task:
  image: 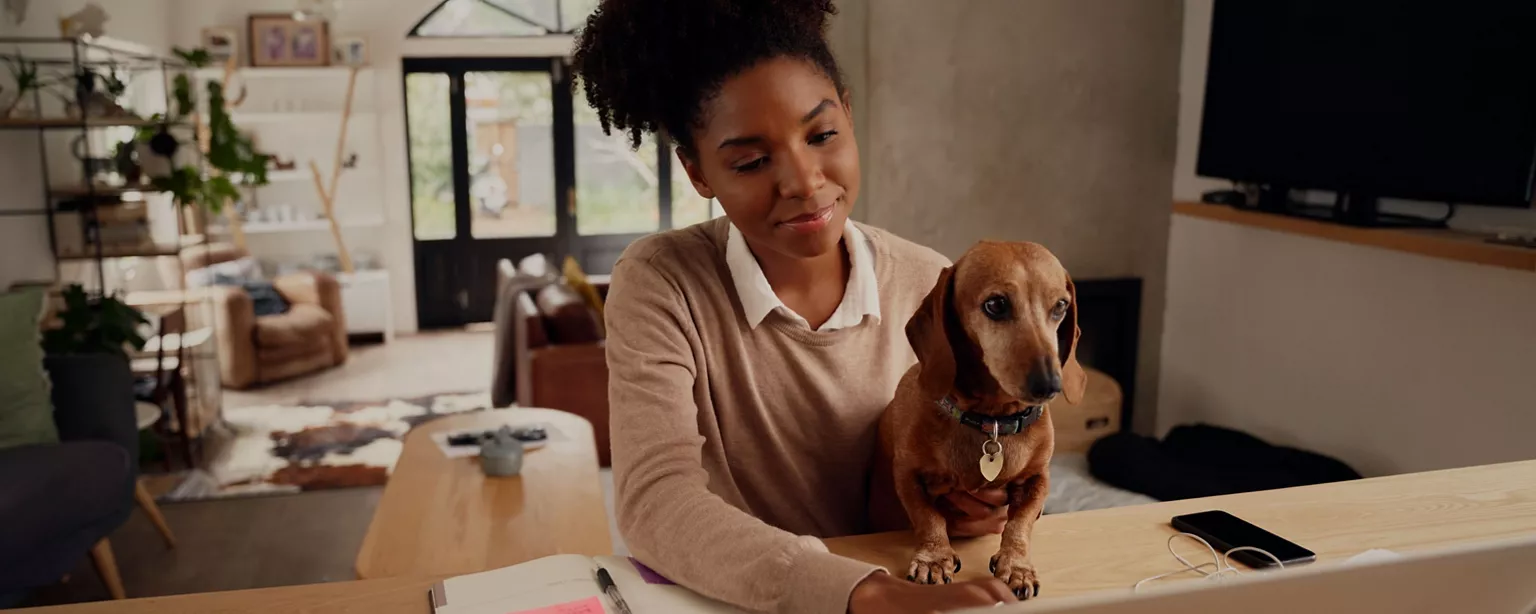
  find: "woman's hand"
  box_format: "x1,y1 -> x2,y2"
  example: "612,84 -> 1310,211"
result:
940,488 -> 1009,537
849,571 -> 1015,614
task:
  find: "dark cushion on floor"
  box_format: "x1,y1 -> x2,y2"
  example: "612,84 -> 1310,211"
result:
0,441 -> 134,594
1088,423 -> 1362,501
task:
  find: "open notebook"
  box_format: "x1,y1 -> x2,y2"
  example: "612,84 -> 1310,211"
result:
429,554 -> 748,614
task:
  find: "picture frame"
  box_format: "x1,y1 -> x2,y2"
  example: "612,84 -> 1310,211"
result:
202,26 -> 239,62
332,35 -> 369,67
247,13 -> 330,68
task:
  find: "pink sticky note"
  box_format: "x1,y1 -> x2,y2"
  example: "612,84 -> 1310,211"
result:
510,596 -> 605,614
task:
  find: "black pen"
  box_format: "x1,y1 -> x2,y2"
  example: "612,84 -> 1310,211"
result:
595,566 -> 633,614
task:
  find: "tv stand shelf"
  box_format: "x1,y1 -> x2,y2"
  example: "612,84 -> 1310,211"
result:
1174,202 -> 1536,273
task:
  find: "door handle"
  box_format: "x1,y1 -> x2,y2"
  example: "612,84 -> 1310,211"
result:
457,289 -> 469,309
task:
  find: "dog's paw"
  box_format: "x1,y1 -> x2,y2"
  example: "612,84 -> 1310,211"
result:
906,546 -> 962,585
989,549 -> 1040,599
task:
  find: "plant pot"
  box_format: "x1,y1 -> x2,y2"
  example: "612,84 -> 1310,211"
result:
44,353 -> 140,475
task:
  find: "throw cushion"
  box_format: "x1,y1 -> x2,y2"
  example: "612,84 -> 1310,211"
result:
0,287 -> 59,449
562,256 -> 605,335
518,253 -> 553,279
535,283 -> 602,344
187,256 -> 262,288
227,280 -> 289,317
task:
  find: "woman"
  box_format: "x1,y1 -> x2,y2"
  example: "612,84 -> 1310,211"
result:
577,1 -> 1017,612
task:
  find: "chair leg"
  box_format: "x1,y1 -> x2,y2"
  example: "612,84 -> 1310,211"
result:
134,480 -> 177,548
89,539 -> 126,600
170,371 -> 196,469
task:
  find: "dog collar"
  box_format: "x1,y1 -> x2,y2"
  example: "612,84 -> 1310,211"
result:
936,396 -> 1042,436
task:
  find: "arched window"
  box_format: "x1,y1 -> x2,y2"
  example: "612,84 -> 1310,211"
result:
409,0 -> 599,37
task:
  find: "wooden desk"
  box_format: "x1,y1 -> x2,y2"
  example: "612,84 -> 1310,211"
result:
25,460 -> 1536,613
354,409 -> 614,579
828,459 -> 1536,595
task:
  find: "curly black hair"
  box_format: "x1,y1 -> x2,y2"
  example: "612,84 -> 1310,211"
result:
573,0 -> 845,154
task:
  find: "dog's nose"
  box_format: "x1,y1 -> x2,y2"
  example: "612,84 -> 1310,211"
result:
1026,361 -> 1062,401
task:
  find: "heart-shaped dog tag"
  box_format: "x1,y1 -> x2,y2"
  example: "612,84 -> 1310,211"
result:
979,439 -> 1004,482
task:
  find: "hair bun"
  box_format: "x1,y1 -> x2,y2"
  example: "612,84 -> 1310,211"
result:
574,0 -> 842,151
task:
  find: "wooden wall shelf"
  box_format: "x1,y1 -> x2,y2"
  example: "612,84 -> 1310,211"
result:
1174,201 -> 1536,273
0,117 -> 172,130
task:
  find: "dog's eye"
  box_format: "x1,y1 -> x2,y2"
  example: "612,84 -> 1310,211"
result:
982,295 -> 1011,321
1051,298 -> 1070,320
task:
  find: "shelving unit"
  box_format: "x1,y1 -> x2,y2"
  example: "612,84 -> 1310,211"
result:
0,116 -> 181,130
1174,201 -> 1536,273
231,111 -> 378,123
0,37 -> 222,463
192,65 -> 394,339
208,215 -> 385,235
264,167 -> 378,183
0,38 -> 204,293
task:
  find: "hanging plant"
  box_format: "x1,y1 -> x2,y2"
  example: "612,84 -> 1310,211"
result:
206,81 -> 270,184
140,47 -> 270,212
1,51 -> 42,118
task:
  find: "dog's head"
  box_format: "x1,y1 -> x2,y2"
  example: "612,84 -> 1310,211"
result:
906,241 -> 1085,409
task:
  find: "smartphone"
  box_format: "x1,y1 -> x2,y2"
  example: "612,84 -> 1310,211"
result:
1170,510 -> 1316,568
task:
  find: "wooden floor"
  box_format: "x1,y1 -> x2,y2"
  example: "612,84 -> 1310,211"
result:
224,329 -> 495,407
23,330 -> 495,607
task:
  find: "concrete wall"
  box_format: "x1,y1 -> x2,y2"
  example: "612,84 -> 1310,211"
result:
862,0 -> 1183,430
1160,0 -> 1536,476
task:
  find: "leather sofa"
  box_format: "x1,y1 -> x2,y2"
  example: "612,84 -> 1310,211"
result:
168,244 -> 348,389
490,258 -> 611,466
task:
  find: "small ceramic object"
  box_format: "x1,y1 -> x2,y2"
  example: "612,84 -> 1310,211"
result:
480,428 -> 524,477
59,3 -> 107,39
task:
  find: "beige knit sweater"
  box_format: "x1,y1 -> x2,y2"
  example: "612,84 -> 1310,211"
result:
605,217 -> 948,614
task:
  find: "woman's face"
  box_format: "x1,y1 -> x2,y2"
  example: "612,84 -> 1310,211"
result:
680,57 -> 859,261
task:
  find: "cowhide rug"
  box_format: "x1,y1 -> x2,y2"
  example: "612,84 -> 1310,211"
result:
161,392 -> 497,502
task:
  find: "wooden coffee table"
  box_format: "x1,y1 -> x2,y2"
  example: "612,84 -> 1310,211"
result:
354,408 -> 613,579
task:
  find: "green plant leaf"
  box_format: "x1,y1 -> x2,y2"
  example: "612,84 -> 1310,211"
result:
173,73 -> 195,117
172,46 -> 213,68
42,284 -> 149,357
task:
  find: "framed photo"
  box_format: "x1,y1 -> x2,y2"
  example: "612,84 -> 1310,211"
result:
332,36 -> 369,66
247,13 -> 330,67
202,27 -> 239,62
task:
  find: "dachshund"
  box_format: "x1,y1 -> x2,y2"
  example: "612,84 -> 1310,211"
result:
877,241 -> 1085,599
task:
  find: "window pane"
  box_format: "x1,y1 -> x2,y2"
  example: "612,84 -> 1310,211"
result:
670,152 -> 721,228
486,0 -> 560,30
407,72 -> 455,241
414,0 -> 547,37
574,78 -> 660,236
466,71 -> 557,239
560,0 -> 600,32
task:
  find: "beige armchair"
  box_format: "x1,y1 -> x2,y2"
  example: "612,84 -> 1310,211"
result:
169,244 -> 348,389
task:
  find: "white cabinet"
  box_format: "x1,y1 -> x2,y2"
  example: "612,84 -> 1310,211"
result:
338,270 -> 393,342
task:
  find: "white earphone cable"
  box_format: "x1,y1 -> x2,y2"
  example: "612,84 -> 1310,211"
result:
1132,532 -> 1285,592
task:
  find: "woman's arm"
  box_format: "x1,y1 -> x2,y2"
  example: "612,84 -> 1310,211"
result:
606,256 -> 879,614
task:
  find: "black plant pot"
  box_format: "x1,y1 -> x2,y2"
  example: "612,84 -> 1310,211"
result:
44,354 -> 140,476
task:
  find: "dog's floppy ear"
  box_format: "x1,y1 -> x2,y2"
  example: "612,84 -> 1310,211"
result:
1059,275 -> 1086,404
907,266 -> 957,402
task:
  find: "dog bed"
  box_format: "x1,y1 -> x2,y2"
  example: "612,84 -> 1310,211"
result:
1045,453 -> 1156,514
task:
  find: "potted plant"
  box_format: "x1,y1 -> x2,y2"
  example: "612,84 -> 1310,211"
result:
1,51 -> 43,118
41,284 -> 149,443
139,47 -> 270,214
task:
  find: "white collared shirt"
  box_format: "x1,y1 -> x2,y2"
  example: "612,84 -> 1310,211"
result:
726,220 -> 881,332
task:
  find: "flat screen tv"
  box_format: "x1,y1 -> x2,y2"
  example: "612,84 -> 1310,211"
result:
1197,1 -> 1536,221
